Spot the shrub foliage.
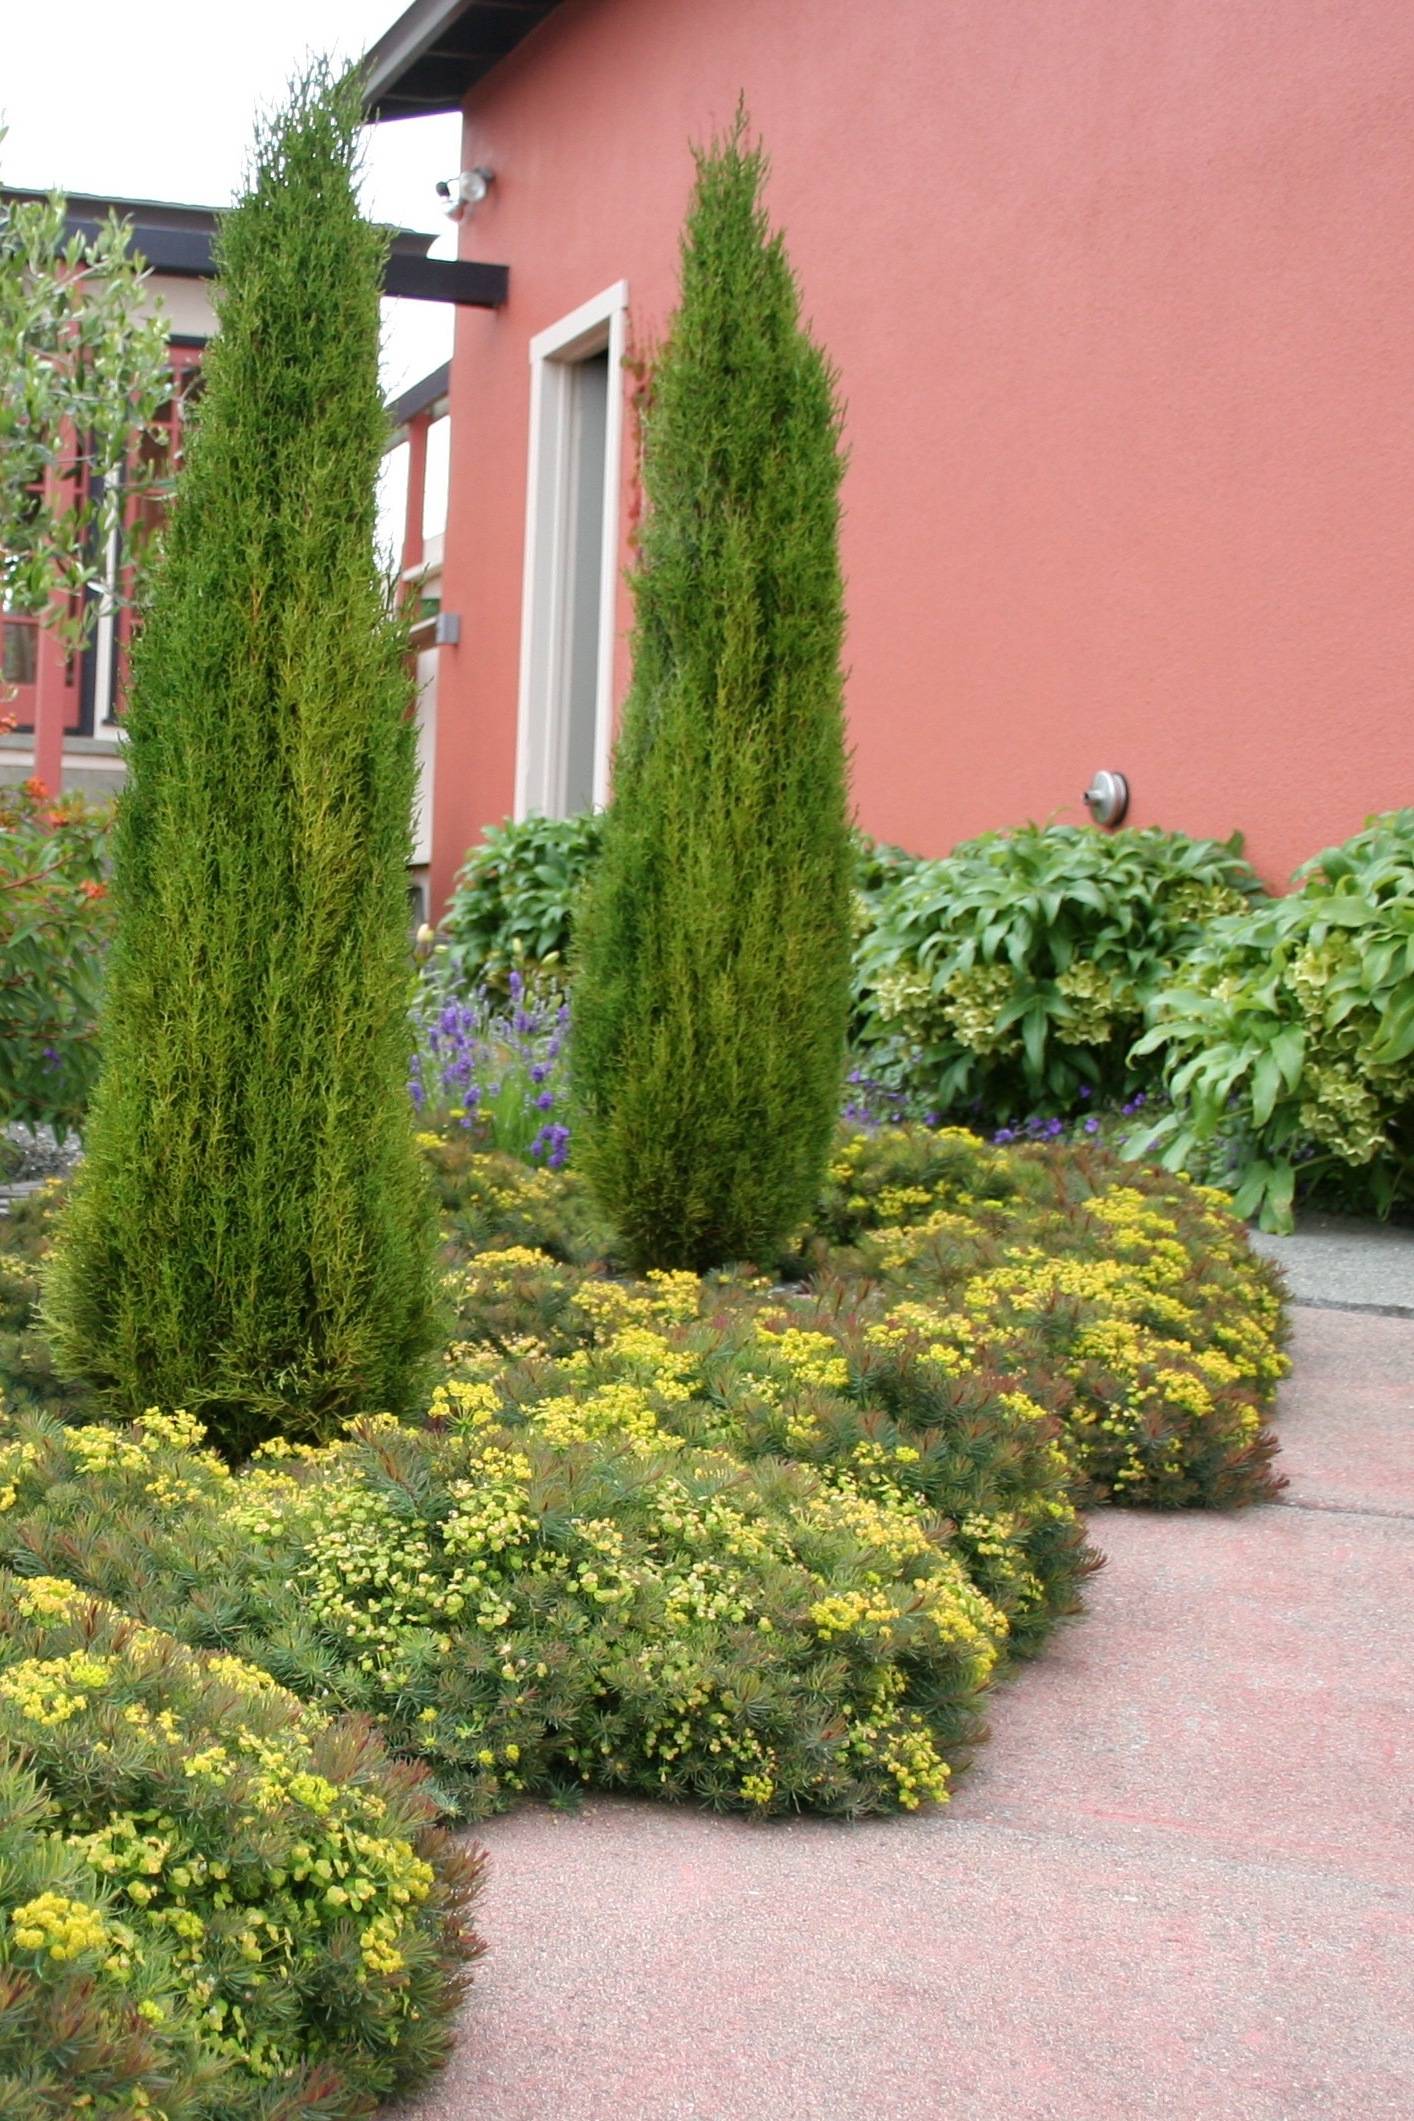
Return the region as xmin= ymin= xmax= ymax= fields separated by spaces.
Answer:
xmin=45 ymin=71 xmax=439 ymax=1453
xmin=852 ymin=823 xmax=1262 ymax=1119
xmin=0 ymin=1562 xmax=482 ymax=2118
xmin=428 ymin=812 xmax=604 ymax=999
xmin=1134 ymin=809 xmax=1414 ymax=1228
xmin=4 ymin=1130 xmax=1285 ymax=1835
xmin=572 ymin=114 xmax=853 ymax=1270
xmin=0 ymin=782 xmax=113 ymax=1139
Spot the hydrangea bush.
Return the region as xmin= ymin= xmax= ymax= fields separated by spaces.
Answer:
xmin=0 ymin=1561 xmax=482 ymax=2118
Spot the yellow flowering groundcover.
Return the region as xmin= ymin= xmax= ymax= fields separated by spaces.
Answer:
xmin=0 ymin=1565 xmax=482 ymax=2120
xmin=0 ymin=1125 xmax=1286 ymax=2106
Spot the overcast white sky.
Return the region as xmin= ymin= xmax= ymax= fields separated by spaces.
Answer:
xmin=1 ymin=0 xmax=463 ymax=400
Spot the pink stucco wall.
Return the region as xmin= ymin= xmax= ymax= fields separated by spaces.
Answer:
xmin=429 ymin=0 xmax=1414 ymax=910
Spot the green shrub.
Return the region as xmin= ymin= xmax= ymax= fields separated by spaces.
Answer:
xmin=428 ymin=812 xmax=604 ymax=998
xmin=0 ymin=1744 xmax=219 ymax=2120
xmin=1 ymin=1127 xmax=1285 ymax=1856
xmin=45 ymin=71 xmax=439 ymax=1453
xmin=430 ymin=820 xmax=911 ymax=1010
xmin=1132 ymin=809 xmax=1414 ymax=1229
xmin=4 ymin=1127 xmax=1289 ymax=1516
xmin=431 ymin=1130 xmax=1285 ymax=1513
xmin=852 ymin=824 xmax=1263 ymax=1119
xmin=0 ymin=781 xmax=113 ymax=1138
xmin=572 ymin=114 xmax=853 ymax=1271
xmin=1 ymin=1396 xmax=1084 ymax=1822
xmin=0 ymin=1560 xmax=482 ymax=2117
xmin=819 ymin=1129 xmax=1285 ymax=1506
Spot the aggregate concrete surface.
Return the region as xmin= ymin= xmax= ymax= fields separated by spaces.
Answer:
xmin=1249 ymin=1211 xmax=1414 ymax=1315
xmin=389 ymin=1306 xmax=1414 ymax=2121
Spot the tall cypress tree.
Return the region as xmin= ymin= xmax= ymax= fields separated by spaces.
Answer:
xmin=572 ymin=113 xmax=853 ymax=1272
xmin=46 ymin=69 xmax=439 ymax=1453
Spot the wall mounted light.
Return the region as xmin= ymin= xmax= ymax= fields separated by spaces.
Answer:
xmin=1083 ymin=770 xmax=1130 ymax=827
xmin=435 ymin=168 xmax=494 ymax=222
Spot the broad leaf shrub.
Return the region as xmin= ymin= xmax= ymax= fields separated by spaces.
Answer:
xmin=427 ymin=820 xmax=907 ymax=1007
xmin=0 ymin=1562 xmax=482 ymax=2118
xmin=1133 ymin=810 xmax=1414 ymax=1230
xmin=852 ymin=824 xmax=1262 ymax=1120
xmin=0 ymin=780 xmax=113 ymax=1138
xmin=427 ymin=812 xmax=604 ymax=998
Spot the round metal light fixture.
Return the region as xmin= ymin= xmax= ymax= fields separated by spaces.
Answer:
xmin=1083 ymin=770 xmax=1130 ymax=827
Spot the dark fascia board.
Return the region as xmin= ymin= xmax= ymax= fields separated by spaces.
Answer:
xmin=1 ymin=197 xmax=503 ymax=307
xmin=387 ymin=360 xmax=453 ymax=426
xmin=1 ymin=188 xmax=436 ymax=259
xmin=362 ymin=0 xmax=563 ymax=120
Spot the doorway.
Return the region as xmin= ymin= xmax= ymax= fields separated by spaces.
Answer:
xmin=515 ymin=282 xmax=628 ymax=818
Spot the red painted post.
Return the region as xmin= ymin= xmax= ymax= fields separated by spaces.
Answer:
xmin=30 ymin=606 xmax=68 ymax=798
xmin=30 ymin=426 xmax=79 ymax=798
xmin=402 ymin=410 xmax=429 ymax=579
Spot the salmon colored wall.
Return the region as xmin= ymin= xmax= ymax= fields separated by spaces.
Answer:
xmin=429 ymin=0 xmax=1414 ymax=911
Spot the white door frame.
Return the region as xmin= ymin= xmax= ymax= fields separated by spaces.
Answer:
xmin=514 ymin=280 xmax=628 ymax=818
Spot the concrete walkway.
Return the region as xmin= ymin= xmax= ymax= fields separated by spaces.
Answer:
xmin=395 ymin=1303 xmax=1414 ymax=2121
xmin=1249 ymin=1212 xmax=1413 ymax=1316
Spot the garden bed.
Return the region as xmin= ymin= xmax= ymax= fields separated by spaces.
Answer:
xmin=0 ymin=1125 xmax=1286 ymax=2112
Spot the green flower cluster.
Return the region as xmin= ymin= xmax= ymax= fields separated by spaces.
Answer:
xmin=1135 ymin=810 xmax=1414 ymax=1228
xmin=0 ymin=1562 xmax=482 ymax=2118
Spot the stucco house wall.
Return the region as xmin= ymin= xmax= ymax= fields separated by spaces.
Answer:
xmin=412 ymin=0 xmax=1414 ymax=907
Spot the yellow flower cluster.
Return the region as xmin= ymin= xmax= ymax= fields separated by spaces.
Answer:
xmin=10 ymin=1892 xmax=109 ymax=1962
xmin=0 ymin=1649 xmax=114 ymax=1726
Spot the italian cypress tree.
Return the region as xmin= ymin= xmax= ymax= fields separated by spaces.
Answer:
xmin=46 ymin=68 xmax=440 ymax=1453
xmin=572 ymin=113 xmax=853 ymax=1271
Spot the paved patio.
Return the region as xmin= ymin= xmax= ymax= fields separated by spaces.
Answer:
xmin=392 ymin=1301 xmax=1414 ymax=2121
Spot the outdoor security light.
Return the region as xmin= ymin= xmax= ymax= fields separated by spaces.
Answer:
xmin=435 ymin=168 xmax=494 ymax=221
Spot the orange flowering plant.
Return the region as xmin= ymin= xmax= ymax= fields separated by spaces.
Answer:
xmin=0 ymin=773 xmax=113 ymax=1138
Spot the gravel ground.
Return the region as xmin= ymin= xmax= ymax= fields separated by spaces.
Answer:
xmin=1 ymin=1122 xmax=82 ymax=1184
xmin=385 ymin=1305 xmax=1414 ymax=2121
